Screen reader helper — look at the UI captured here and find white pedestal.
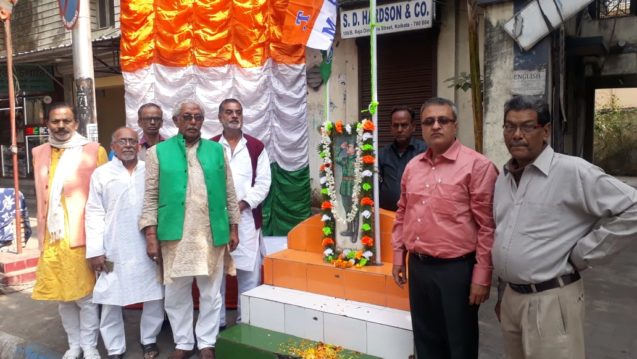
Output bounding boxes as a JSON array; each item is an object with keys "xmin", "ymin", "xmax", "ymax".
[{"xmin": 241, "ymin": 285, "xmax": 414, "ymax": 359}]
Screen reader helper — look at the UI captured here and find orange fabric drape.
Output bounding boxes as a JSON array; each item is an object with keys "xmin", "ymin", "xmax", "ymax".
[{"xmin": 120, "ymin": 0, "xmax": 305, "ymax": 72}]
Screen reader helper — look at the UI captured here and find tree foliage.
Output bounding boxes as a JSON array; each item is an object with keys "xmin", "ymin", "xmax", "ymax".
[{"xmin": 593, "ymin": 94, "xmax": 637, "ymax": 176}]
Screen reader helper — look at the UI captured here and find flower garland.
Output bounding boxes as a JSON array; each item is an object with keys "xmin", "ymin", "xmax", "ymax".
[
  {"xmin": 319, "ymin": 119, "xmax": 376, "ymax": 267},
  {"xmin": 319, "ymin": 121, "xmax": 364, "ymax": 224}
]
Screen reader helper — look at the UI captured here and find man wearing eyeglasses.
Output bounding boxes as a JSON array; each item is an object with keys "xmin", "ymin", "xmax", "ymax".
[
  {"xmin": 108, "ymin": 103, "xmax": 165, "ymax": 161},
  {"xmin": 137, "ymin": 103, "xmax": 165, "ymax": 160},
  {"xmin": 492, "ymin": 96, "xmax": 637, "ymax": 359},
  {"xmin": 378, "ymin": 106, "xmax": 427, "ymax": 211},
  {"xmin": 86, "ymin": 128, "xmax": 164, "ymax": 359},
  {"xmin": 139, "ymin": 99, "xmax": 241, "ymax": 359},
  {"xmin": 392, "ymin": 97, "xmax": 498, "ymax": 358}
]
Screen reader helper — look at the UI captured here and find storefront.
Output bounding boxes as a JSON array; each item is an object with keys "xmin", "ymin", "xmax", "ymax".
[
  {"xmin": 343, "ymin": 0, "xmax": 437, "ymax": 145},
  {"xmin": 0, "ymin": 65, "xmax": 64, "ymax": 178}
]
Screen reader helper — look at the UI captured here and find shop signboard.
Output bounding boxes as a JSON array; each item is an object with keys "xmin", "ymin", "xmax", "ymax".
[
  {"xmin": 340, "ymin": 0, "xmax": 433, "ymax": 39},
  {"xmin": 0, "ymin": 65, "xmax": 54, "ymax": 95}
]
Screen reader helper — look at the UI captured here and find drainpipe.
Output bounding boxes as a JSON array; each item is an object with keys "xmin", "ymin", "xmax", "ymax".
[
  {"xmin": 72, "ymin": 0, "xmax": 98, "ymax": 141},
  {"xmin": 1, "ymin": 0, "xmax": 22, "ymax": 254}
]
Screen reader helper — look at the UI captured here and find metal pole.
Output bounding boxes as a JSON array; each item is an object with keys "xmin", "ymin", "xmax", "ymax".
[
  {"xmin": 72, "ymin": 0, "xmax": 98, "ymax": 141},
  {"xmin": 3, "ymin": 14, "xmax": 23, "ymax": 254},
  {"xmin": 325, "ymin": 75, "xmax": 330, "ymax": 123},
  {"xmin": 370, "ymin": 0, "xmax": 381, "ymax": 264}
]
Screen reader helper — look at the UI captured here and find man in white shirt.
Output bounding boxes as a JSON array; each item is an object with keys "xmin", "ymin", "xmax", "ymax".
[
  {"xmin": 86, "ymin": 128, "xmax": 164, "ymax": 359},
  {"xmin": 212, "ymin": 98, "xmax": 271, "ymax": 328}
]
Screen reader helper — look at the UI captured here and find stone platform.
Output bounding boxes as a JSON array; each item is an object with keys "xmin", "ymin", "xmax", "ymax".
[
  {"xmin": 243, "ymin": 210, "xmax": 414, "ymax": 358},
  {"xmin": 262, "ymin": 210, "xmax": 409, "ymax": 311},
  {"xmin": 217, "ymin": 323, "xmax": 382, "ymax": 359}
]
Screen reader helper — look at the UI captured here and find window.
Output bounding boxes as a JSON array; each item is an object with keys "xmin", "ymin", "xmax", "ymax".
[
  {"xmin": 597, "ymin": 0, "xmax": 634, "ymax": 19},
  {"xmin": 97, "ymin": 0, "xmax": 115, "ymax": 28}
]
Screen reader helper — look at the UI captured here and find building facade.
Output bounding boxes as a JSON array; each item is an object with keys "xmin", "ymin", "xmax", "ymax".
[
  {"xmin": 481, "ymin": 0, "xmax": 637, "ymax": 169},
  {"xmin": 306, "ymin": 0, "xmax": 484, "ymax": 199},
  {"xmin": 0, "ymin": 0, "xmax": 123, "ymax": 178}
]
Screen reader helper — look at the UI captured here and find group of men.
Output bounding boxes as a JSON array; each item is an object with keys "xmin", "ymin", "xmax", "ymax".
[
  {"xmin": 31, "ymin": 98, "xmax": 270, "ymax": 359},
  {"xmin": 29, "ymin": 93, "xmax": 636, "ymax": 359},
  {"xmin": 390, "ymin": 96, "xmax": 637, "ymax": 359}
]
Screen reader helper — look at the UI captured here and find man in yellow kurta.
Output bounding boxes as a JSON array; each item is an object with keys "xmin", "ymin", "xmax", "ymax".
[
  {"xmin": 31, "ymin": 103, "xmax": 108, "ymax": 359},
  {"xmin": 140, "ymin": 99, "xmax": 240, "ymax": 359}
]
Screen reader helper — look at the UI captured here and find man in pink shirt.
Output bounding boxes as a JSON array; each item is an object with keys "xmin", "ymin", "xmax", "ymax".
[{"xmin": 392, "ymin": 97, "xmax": 498, "ymax": 358}]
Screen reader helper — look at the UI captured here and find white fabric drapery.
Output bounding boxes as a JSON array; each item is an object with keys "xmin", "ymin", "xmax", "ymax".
[{"xmin": 123, "ymin": 60, "xmax": 308, "ymax": 172}]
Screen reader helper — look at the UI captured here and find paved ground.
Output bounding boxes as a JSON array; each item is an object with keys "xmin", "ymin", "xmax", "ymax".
[{"xmin": 1, "ymin": 220, "xmax": 636, "ymax": 358}]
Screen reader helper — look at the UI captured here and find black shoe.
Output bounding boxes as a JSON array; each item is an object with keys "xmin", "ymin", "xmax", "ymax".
[
  {"xmin": 141, "ymin": 343, "xmax": 160, "ymax": 359},
  {"xmin": 219, "ymin": 324, "xmax": 227, "ymax": 332},
  {"xmin": 107, "ymin": 355, "xmax": 124, "ymax": 359}
]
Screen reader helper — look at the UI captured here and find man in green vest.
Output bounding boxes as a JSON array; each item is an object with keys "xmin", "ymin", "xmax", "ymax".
[{"xmin": 139, "ymin": 99, "xmax": 240, "ymax": 359}]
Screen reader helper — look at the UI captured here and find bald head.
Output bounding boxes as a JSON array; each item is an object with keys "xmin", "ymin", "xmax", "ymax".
[{"xmin": 111, "ymin": 127, "xmax": 139, "ymax": 162}]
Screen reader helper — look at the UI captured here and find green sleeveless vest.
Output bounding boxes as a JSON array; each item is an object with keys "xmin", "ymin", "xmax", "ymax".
[{"xmin": 155, "ymin": 134, "xmax": 230, "ymax": 246}]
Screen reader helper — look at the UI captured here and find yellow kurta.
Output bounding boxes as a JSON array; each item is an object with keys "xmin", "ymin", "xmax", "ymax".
[{"xmin": 32, "ymin": 146, "xmax": 108, "ymax": 302}]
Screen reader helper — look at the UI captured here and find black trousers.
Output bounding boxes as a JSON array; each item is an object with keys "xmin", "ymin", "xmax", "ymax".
[{"xmin": 408, "ymin": 253, "xmax": 479, "ymax": 359}]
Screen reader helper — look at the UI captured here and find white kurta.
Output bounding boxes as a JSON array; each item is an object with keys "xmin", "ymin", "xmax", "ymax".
[
  {"xmin": 85, "ymin": 160, "xmax": 164, "ymax": 306},
  {"xmin": 219, "ymin": 135, "xmax": 271, "ymax": 271}
]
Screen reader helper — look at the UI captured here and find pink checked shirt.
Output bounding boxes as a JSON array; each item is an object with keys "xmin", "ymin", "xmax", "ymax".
[{"xmin": 392, "ymin": 140, "xmax": 498, "ymax": 286}]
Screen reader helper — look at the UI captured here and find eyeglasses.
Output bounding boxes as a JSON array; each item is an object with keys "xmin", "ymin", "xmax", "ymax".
[
  {"xmin": 181, "ymin": 113, "xmax": 205, "ymax": 122},
  {"xmin": 141, "ymin": 116, "xmax": 162, "ymax": 123},
  {"xmin": 421, "ymin": 117, "xmax": 456, "ymax": 126},
  {"xmin": 503, "ymin": 123, "xmax": 544, "ymax": 134},
  {"xmin": 114, "ymin": 138, "xmax": 138, "ymax": 146}
]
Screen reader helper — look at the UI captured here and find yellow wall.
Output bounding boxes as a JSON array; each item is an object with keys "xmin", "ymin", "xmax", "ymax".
[
  {"xmin": 95, "ymin": 86, "xmax": 126, "ymax": 148},
  {"xmin": 595, "ymin": 88, "xmax": 637, "ymax": 108}
]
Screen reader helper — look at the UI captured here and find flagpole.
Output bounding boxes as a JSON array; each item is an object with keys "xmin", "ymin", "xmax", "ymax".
[
  {"xmin": 369, "ymin": 0, "xmax": 381, "ymax": 264},
  {"xmin": 1, "ymin": 2, "xmax": 23, "ymax": 254},
  {"xmin": 325, "ymin": 76, "xmax": 330, "ymax": 123}
]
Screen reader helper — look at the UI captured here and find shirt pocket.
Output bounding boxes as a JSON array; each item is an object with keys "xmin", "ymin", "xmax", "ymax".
[
  {"xmin": 405, "ymin": 191, "xmax": 457, "ymax": 221},
  {"xmin": 434, "ymin": 183, "xmax": 469, "ymax": 219},
  {"xmin": 519, "ymin": 202, "xmax": 562, "ymax": 240}
]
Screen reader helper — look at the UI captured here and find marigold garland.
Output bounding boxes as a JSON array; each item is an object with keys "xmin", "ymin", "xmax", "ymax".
[
  {"xmin": 335, "ymin": 120, "xmax": 344, "ymax": 134},
  {"xmin": 319, "ymin": 118, "xmax": 376, "ymax": 267}
]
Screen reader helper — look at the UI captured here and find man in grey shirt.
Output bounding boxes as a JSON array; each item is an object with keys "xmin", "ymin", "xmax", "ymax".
[{"xmin": 492, "ymin": 96, "xmax": 637, "ymax": 359}]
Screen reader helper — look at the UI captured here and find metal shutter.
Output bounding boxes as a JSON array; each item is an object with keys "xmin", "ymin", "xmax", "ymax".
[{"xmin": 357, "ymin": 29, "xmax": 438, "ymax": 146}]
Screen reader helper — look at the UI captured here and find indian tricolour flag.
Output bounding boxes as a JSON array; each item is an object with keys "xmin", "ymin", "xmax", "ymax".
[{"xmin": 119, "ymin": 0, "xmax": 337, "ymax": 234}]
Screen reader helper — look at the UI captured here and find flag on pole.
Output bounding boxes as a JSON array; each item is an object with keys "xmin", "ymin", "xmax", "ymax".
[{"xmin": 282, "ymin": 0, "xmax": 338, "ymax": 50}]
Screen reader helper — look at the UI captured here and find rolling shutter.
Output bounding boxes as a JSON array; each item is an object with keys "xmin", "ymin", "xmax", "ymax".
[{"xmin": 358, "ymin": 29, "xmax": 438, "ymax": 146}]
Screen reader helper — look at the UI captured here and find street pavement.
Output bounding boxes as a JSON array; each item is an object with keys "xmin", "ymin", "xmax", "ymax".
[{"xmin": 1, "ymin": 220, "xmax": 636, "ymax": 358}]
